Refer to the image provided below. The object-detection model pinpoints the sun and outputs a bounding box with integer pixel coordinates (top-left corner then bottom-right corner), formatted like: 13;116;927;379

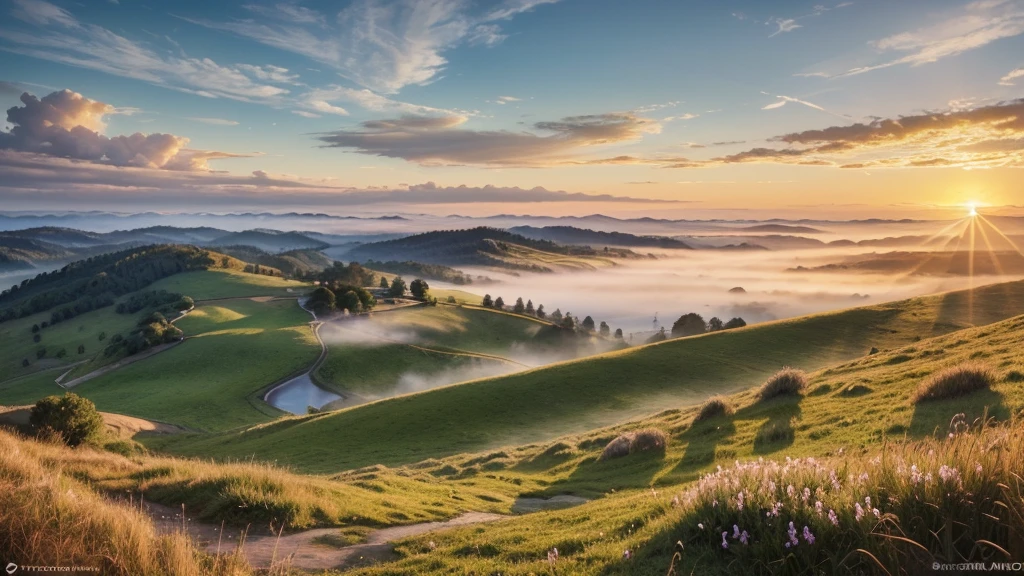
967;202;978;217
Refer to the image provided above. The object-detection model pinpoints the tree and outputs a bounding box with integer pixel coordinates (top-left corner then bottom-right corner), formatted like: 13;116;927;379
514;297;525;314
707;317;725;332
560;313;575;330
614;328;623;339
447;295;457;303
525;300;535;315
176;295;194;311
724;317;747;330
389;276;407;297
599;321;610;336
410;278;430;299
551;308;563;322
380;276;390;288
31;323;39;333
77;344;85;354
494;296;505;309
98;331;106;341
482;294;493;307
339;290;363;314
645;327;667;344
307;286;337;316
671;313;707;337
29;393;104;447
55;348;67;359
21;358;29;367
536;304;546;318
582;315;596;332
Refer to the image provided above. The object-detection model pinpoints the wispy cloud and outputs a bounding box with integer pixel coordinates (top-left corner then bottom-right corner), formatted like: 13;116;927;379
187;117;240;126
837;0;1024;77
182;0;560;94
765;2;852;38
999;66;1024;85
768;18;801;37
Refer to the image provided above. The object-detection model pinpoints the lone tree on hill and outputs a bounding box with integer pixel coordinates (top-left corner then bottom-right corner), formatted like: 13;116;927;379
614;328;623;339
582;315;596;332
724;317;747;330
380;276;389;288
671;313;707;337
525;300;535;315
410;278;430;299
494;296;505;309
389;276;407;297
514;297;526;314
30;393;103;447
482;294;493;307
599;321;610;336
707;317;725;332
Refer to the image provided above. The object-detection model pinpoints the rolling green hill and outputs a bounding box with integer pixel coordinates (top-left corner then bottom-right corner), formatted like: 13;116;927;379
344;227;639;272
153;278;1024;472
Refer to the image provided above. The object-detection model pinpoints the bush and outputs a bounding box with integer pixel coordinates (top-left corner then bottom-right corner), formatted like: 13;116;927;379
600;428;667;461
758;367;808;401
913;362;994;403
29;393;104;447
694;396;733;422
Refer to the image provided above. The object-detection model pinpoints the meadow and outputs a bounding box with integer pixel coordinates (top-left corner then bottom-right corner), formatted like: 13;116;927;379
153;279;1024;472
147;269;310;301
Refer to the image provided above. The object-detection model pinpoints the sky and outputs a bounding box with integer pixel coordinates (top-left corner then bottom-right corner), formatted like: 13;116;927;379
0;0;1022;219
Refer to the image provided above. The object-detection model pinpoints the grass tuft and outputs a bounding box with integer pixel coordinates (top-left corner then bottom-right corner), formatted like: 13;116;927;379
913;361;995;403
600;428;667;461
758;367;807;401
693;396;733;423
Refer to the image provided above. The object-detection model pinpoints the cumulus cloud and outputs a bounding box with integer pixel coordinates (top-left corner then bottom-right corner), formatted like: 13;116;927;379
183;0;560;94
317;112;661;167
0;89;242;171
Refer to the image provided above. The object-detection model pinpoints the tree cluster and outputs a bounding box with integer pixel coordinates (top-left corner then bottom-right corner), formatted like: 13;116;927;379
670;313;747;338
103;311;183;359
308;285;376;316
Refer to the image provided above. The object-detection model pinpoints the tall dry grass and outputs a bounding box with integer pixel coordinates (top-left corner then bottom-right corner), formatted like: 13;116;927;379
0;430;253;576
914;361;995;403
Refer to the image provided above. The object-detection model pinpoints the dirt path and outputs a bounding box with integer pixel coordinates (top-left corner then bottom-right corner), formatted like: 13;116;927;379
144;502;506;571
59;340;183;388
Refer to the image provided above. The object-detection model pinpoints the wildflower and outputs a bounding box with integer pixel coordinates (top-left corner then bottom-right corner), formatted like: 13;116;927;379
910;464;923;484
872;508;881;518
815;501;823;516
736;491;745;511
858;472;869;482
698;523;704;530
787;522;799;547
802;526;816;545
672;495;680;507
787;484;795;498
828;509;839;526
547;547;559;565
721;531;729;550
623;549;632;559
732;525;741;540
855;503;865;521
740;530;749;545
802;487;811;504
976;462;983;473
939;465;960;484
864;496;871;508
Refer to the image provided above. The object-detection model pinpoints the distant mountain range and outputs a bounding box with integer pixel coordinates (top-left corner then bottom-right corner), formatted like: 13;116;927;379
507;226;692;249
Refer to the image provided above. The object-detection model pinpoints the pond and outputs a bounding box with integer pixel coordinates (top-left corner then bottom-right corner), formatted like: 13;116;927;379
264;372;342;415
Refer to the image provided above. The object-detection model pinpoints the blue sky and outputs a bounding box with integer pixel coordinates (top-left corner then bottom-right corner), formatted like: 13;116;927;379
0;0;1023;217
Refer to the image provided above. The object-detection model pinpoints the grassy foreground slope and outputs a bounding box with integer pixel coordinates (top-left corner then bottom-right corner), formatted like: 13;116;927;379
71;298;320;431
147;269;309;300
158;279;1024;472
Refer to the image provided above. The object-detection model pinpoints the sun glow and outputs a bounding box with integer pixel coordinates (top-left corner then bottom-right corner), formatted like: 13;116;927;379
968;202;978;217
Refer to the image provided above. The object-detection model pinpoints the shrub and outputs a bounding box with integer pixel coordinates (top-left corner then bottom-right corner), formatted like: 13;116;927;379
29;393;104;447
600;428;667;461
758;367;808;401
1006;370;1024;383
913;362;995;403
694;396;733;422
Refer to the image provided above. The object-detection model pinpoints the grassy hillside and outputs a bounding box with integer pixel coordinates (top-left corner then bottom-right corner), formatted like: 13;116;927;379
146;269;309;300
155;279;1024;472
345;227;638;272
68;298;320;431
216;245;333;277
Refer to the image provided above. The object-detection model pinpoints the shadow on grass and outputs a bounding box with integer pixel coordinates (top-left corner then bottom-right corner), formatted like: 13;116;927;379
532;448;666;499
667;418;737;483
908;388;1009;438
749;396;802;455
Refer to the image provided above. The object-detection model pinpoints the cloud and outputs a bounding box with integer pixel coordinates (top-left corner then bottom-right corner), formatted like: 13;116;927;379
760;93;828;112
298;85;463;118
999;66;1024;85
0;89;242;171
187;117;240;126
317;112;661;167
768;18;801;37
0;150;675;206
0;1;295;103
663;113;699;122
184;0;560;94
495;95;521;104
836;0;1024;77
